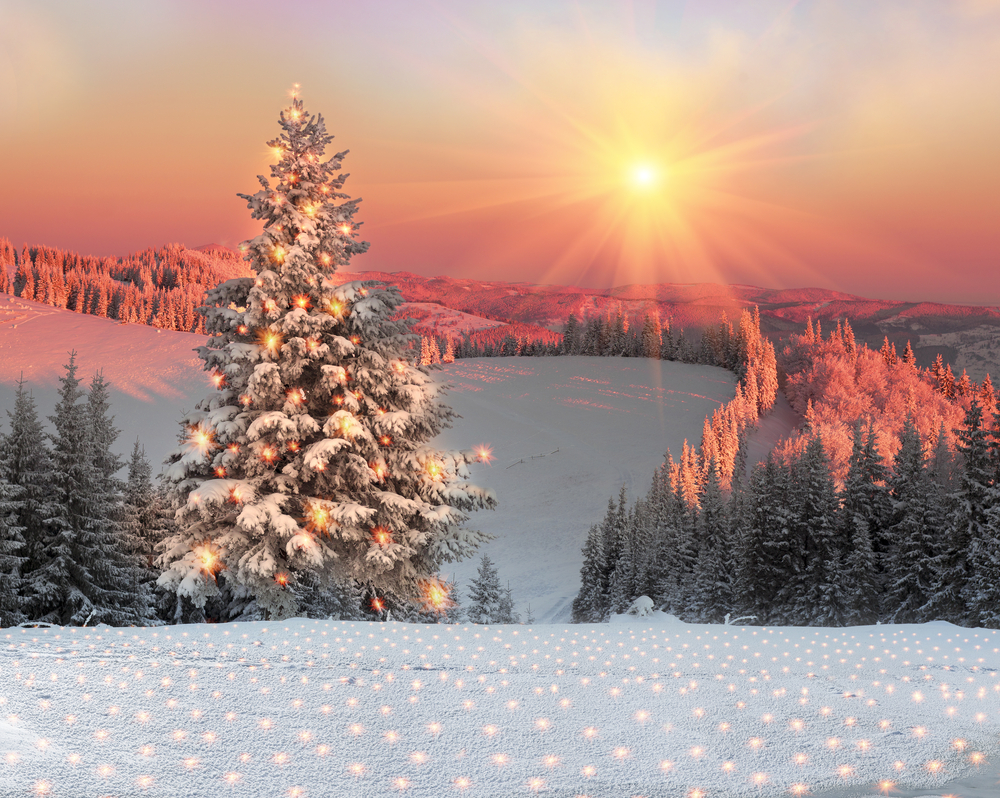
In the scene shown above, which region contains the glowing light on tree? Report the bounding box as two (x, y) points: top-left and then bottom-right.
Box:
(188, 425), (215, 456)
(258, 329), (283, 353)
(474, 444), (494, 463)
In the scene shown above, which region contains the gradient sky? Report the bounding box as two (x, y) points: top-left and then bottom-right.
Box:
(2, 0), (999, 305)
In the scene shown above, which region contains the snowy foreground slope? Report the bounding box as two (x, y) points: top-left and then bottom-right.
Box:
(3, 616), (1000, 798)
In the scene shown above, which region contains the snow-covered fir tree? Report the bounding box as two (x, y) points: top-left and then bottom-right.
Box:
(689, 460), (731, 623)
(885, 416), (942, 623)
(29, 355), (154, 625)
(0, 469), (26, 627)
(838, 423), (883, 625)
(466, 553), (503, 624)
(3, 378), (59, 610)
(958, 399), (1000, 626)
(496, 581), (521, 624)
(159, 94), (495, 621)
(570, 522), (604, 624)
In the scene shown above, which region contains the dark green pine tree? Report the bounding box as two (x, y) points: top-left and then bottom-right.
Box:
(121, 440), (159, 570)
(642, 458), (676, 603)
(668, 470), (701, 618)
(27, 354), (141, 625)
(777, 435), (843, 626)
(120, 440), (168, 622)
(600, 486), (629, 618)
(732, 457), (786, 624)
(960, 399), (1000, 627)
(925, 400), (985, 624)
(571, 522), (605, 623)
(562, 313), (581, 355)
(0, 471), (27, 627)
(839, 423), (882, 625)
(885, 416), (943, 623)
(86, 372), (158, 625)
(689, 460), (731, 623)
(610, 500), (646, 615)
(3, 378), (59, 614)
(496, 581), (521, 624)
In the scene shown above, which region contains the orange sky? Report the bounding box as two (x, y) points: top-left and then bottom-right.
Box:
(1, 0), (998, 305)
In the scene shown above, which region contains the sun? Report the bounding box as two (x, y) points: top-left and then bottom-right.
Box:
(631, 164), (659, 188)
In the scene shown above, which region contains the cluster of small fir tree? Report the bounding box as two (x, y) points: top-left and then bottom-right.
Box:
(0, 359), (160, 627)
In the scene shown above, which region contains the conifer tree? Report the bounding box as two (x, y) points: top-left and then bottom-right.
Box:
(689, 460), (731, 623)
(571, 522), (605, 623)
(641, 315), (661, 359)
(496, 581), (521, 624)
(466, 553), (503, 624)
(562, 313), (581, 355)
(159, 95), (495, 621)
(0, 472), (27, 627)
(122, 441), (158, 568)
(885, 417), (942, 623)
(731, 458), (785, 622)
(26, 354), (145, 625)
(958, 400), (1000, 626)
(2, 379), (59, 616)
(839, 424), (881, 624)
(600, 486), (629, 617)
(776, 435), (842, 626)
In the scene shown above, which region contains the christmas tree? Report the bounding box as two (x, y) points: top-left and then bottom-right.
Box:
(159, 92), (496, 621)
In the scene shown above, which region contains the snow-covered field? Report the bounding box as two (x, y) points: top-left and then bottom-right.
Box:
(4, 616), (1000, 797)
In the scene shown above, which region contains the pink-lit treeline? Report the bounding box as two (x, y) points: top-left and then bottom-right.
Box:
(0, 237), (250, 333)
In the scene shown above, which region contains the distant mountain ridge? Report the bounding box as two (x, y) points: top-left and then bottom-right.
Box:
(2, 235), (996, 380)
(334, 269), (1000, 380)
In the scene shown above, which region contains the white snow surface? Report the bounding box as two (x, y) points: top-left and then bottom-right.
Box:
(2, 618), (1000, 797)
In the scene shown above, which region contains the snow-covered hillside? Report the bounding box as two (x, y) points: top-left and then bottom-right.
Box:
(3, 616), (999, 798)
(0, 295), (207, 466)
(0, 298), (750, 622)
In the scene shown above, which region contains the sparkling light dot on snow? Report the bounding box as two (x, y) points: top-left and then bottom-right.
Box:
(2, 620), (1000, 796)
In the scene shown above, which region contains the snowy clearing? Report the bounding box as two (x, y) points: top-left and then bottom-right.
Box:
(2, 616), (999, 797)
(434, 357), (739, 623)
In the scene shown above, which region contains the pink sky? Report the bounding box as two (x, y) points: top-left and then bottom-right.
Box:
(1, 0), (998, 305)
